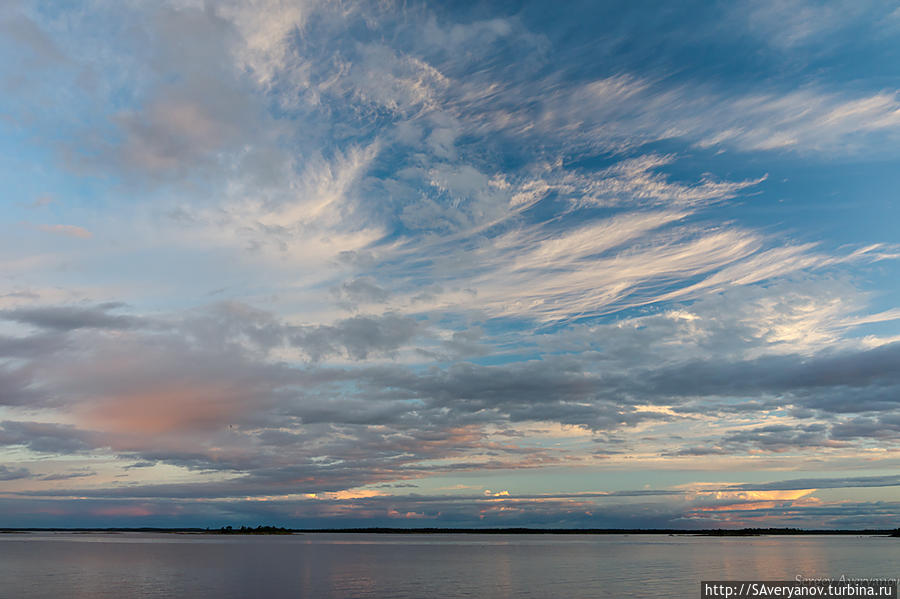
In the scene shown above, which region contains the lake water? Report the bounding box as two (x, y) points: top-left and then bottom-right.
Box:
(1, 532), (897, 598)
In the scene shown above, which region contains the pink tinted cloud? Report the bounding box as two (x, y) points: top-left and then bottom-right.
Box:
(92, 505), (155, 517)
(77, 383), (251, 436)
(38, 224), (93, 239)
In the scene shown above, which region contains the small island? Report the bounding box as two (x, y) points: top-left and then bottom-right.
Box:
(214, 525), (294, 535)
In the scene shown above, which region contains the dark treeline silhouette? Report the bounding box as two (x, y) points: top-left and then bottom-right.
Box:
(291, 527), (899, 536)
(3, 527), (899, 536)
(216, 525), (292, 535)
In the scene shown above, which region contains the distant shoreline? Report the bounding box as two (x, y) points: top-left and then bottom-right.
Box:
(2, 527), (899, 536)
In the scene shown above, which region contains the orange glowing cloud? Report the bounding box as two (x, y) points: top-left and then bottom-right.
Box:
(689, 488), (820, 513)
(387, 509), (427, 519)
(317, 489), (389, 501)
(700, 489), (818, 502)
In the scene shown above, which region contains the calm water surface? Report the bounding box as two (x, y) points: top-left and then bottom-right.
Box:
(1, 532), (897, 598)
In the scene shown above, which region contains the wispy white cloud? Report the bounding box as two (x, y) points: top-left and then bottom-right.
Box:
(219, 0), (323, 89)
(735, 0), (891, 50)
(465, 73), (900, 157)
(371, 160), (873, 323)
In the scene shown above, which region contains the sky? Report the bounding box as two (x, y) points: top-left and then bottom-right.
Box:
(1, 0), (900, 529)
